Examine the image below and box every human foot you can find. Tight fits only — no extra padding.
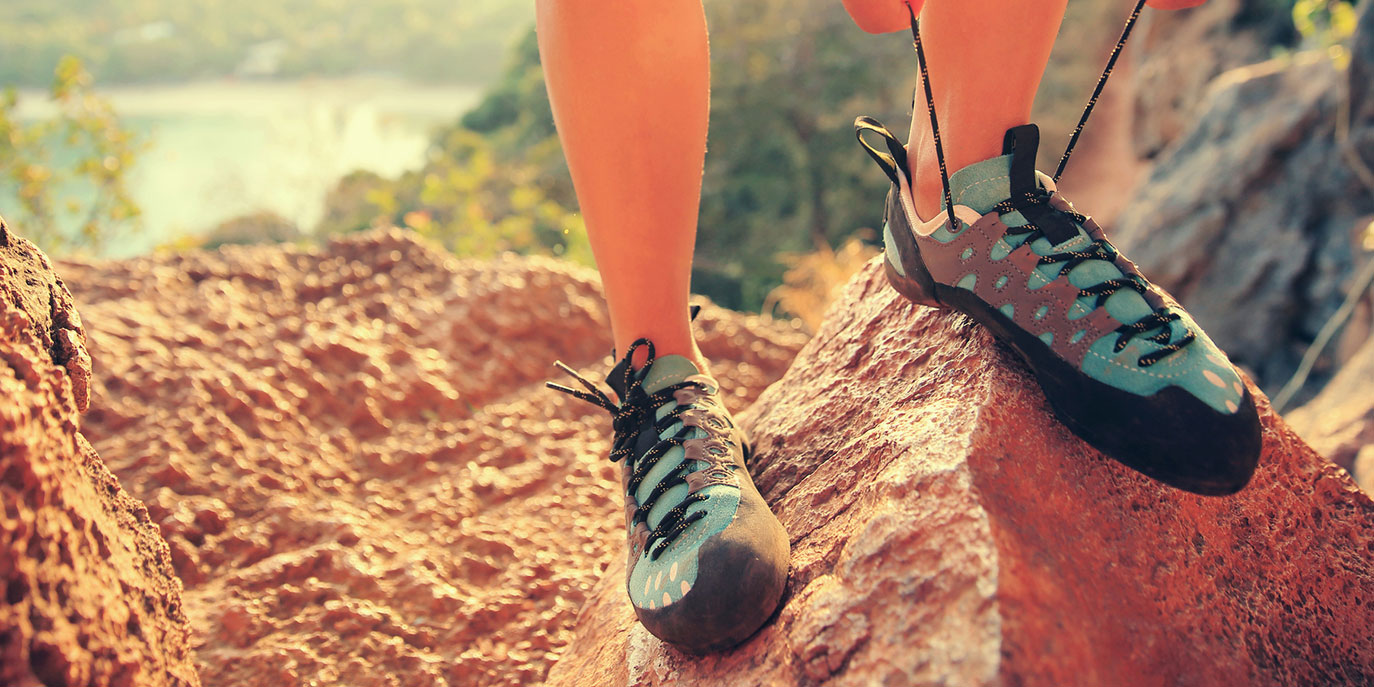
[856,117,1261,495]
[548,340,789,651]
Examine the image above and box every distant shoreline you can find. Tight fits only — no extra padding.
[10,75,486,120]
[3,77,485,258]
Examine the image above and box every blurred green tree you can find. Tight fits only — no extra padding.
[317,0,1313,311]
[315,30,590,263]
[0,0,532,87]
[1291,0,1360,61]
[0,56,143,254]
[697,0,913,308]
[318,0,914,309]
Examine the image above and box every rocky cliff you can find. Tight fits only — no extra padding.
[1289,332,1374,492]
[55,229,806,686]
[549,259,1374,687]
[0,218,199,687]
[3,215,1371,686]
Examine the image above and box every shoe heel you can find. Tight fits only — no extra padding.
[859,116,945,310]
[884,255,940,308]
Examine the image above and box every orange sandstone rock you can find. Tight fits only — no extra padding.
[18,217,1365,686]
[548,259,1374,687]
[59,229,806,686]
[0,217,200,687]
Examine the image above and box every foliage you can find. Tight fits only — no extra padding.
[1292,0,1360,43]
[200,211,301,250]
[695,0,915,309]
[318,0,914,309]
[764,231,878,332]
[0,57,142,255]
[314,33,591,264]
[318,137,592,263]
[0,0,532,88]
[1292,0,1361,65]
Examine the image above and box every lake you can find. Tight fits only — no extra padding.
[5,78,483,258]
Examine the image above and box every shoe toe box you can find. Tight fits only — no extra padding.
[633,493,790,653]
[1135,384,1263,496]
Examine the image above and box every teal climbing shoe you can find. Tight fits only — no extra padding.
[858,119,1261,495]
[853,3,1261,495]
[549,339,789,651]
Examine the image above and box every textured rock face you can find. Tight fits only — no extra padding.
[0,218,200,687]
[59,229,806,686]
[548,260,1374,687]
[1044,0,1287,231]
[1289,334,1374,492]
[1126,0,1291,160]
[1112,4,1374,394]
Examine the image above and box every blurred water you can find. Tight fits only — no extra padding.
[5,77,481,258]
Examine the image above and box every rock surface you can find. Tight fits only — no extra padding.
[549,259,1374,687]
[58,229,807,686]
[0,217,199,687]
[1126,0,1293,160]
[1049,0,1291,232]
[1113,2,1374,395]
[1289,332,1374,492]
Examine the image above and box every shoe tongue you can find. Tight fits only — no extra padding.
[948,154,1014,216]
[946,124,1040,215]
[948,125,1077,245]
[641,355,701,394]
[604,354,702,401]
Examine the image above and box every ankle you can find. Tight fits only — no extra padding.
[906,141,948,221]
[911,170,948,222]
[674,345,712,375]
[619,336,708,373]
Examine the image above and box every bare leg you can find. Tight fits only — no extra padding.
[906,0,1068,219]
[536,0,710,368]
[841,0,1068,220]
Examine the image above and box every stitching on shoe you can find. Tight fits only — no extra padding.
[953,173,1011,206]
[1086,346,1201,380]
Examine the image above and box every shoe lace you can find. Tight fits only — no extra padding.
[546,338,712,559]
[994,189,1196,367]
[905,0,1148,209]
[905,0,1192,368]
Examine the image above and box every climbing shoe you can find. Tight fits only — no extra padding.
[853,2,1261,495]
[548,339,790,651]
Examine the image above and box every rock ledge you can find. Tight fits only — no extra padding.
[550,259,1374,687]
